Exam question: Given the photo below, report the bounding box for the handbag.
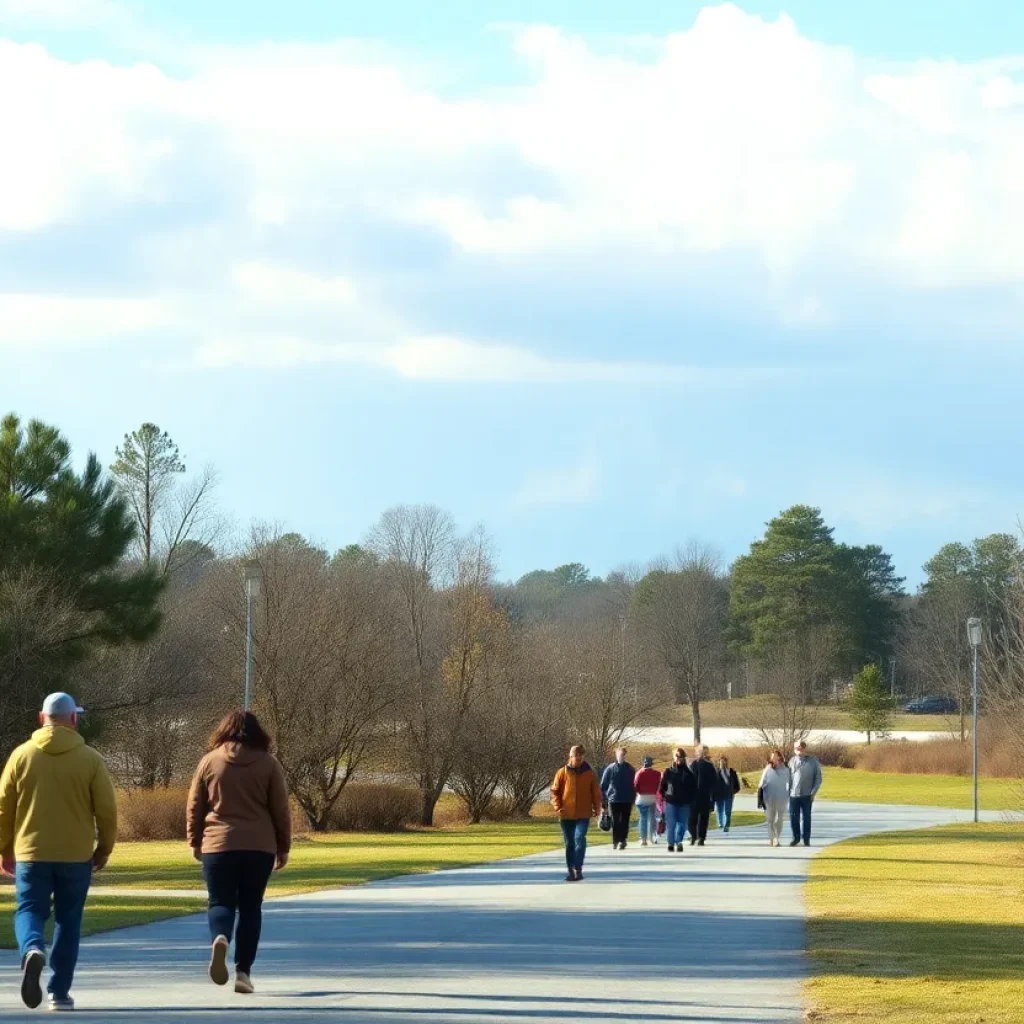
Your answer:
[598,809,611,832]
[757,785,766,811]
[656,815,666,835]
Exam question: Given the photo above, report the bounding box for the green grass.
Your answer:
[0,819,605,949]
[737,766,1021,810]
[806,822,1024,1023]
[814,767,1020,810]
[645,697,957,733]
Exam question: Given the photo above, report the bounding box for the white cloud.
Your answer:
[192,334,731,385]
[2,2,1024,369]
[514,453,601,507]
[0,293,170,348]
[232,263,358,305]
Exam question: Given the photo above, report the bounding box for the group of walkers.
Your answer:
[0,690,826,1011]
[0,693,289,1010]
[550,740,823,880]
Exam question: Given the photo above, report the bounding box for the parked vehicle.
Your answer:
[903,695,958,714]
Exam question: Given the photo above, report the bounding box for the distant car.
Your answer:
[903,696,958,715]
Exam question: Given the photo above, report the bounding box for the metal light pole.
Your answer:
[243,561,262,711]
[966,617,983,824]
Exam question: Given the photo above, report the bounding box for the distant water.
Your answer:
[624,725,950,747]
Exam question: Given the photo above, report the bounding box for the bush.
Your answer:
[117,787,188,841]
[853,727,1020,778]
[320,783,421,832]
[813,736,858,769]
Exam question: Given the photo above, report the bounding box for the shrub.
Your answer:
[320,783,421,832]
[813,736,858,768]
[117,787,188,841]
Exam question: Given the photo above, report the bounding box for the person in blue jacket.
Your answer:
[600,747,636,850]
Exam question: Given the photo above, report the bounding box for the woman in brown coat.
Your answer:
[550,744,603,882]
[187,711,291,995]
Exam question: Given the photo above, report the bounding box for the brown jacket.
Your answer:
[186,744,291,856]
[550,762,602,820]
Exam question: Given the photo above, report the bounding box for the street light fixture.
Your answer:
[966,617,982,823]
[243,561,262,711]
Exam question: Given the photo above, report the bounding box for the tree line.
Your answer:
[2,412,1021,826]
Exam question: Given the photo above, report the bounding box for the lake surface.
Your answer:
[624,725,950,747]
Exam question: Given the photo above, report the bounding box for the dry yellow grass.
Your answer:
[806,822,1024,1023]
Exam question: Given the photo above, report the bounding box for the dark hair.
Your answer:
[208,710,271,753]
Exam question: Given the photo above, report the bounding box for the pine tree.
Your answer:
[848,663,894,743]
[111,423,185,563]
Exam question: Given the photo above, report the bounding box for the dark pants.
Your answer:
[559,819,590,872]
[14,862,92,1000]
[609,802,632,846]
[790,795,813,843]
[201,851,275,974]
[689,803,712,842]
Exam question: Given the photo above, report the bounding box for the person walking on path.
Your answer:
[688,744,718,846]
[550,745,603,881]
[600,747,636,850]
[788,740,823,847]
[187,710,292,995]
[658,747,695,852]
[713,755,741,833]
[0,692,117,1012]
[634,756,661,846]
[758,750,791,846]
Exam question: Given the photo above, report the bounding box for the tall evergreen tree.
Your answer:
[111,423,185,563]
[0,414,162,754]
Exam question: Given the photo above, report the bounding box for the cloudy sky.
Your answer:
[3,0,1023,586]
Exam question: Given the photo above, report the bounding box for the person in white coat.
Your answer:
[758,749,791,847]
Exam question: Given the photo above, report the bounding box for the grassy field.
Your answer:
[733,766,1022,810]
[645,698,957,733]
[0,820,593,948]
[806,822,1024,1023]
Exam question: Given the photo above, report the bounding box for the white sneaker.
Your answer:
[48,994,75,1012]
[209,936,230,986]
[234,971,254,994]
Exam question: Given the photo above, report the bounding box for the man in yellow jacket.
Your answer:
[550,744,603,882]
[0,692,117,1012]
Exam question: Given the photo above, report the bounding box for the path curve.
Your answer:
[0,799,1000,1022]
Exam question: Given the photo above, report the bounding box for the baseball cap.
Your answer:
[41,692,85,717]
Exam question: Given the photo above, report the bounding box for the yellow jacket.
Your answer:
[0,727,118,863]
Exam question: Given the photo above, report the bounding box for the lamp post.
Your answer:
[966,616,983,824]
[243,561,262,711]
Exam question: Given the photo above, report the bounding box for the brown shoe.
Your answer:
[235,971,254,994]
[209,936,229,986]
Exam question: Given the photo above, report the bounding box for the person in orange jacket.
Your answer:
[550,744,603,882]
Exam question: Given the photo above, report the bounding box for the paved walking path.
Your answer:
[0,800,999,1022]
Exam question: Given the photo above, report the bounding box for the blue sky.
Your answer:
[3,1,1024,586]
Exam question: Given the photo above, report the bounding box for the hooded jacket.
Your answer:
[0,726,118,863]
[550,761,602,820]
[187,743,292,856]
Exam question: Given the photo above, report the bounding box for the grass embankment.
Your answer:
[806,822,1024,1023]
[645,697,954,733]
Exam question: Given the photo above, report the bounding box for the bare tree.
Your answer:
[633,544,728,741]
[371,508,505,825]
[232,530,397,830]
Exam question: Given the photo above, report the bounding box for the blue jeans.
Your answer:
[790,795,813,843]
[715,797,734,830]
[636,802,656,842]
[663,804,689,847]
[202,851,276,974]
[14,861,92,999]
[559,819,590,872]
